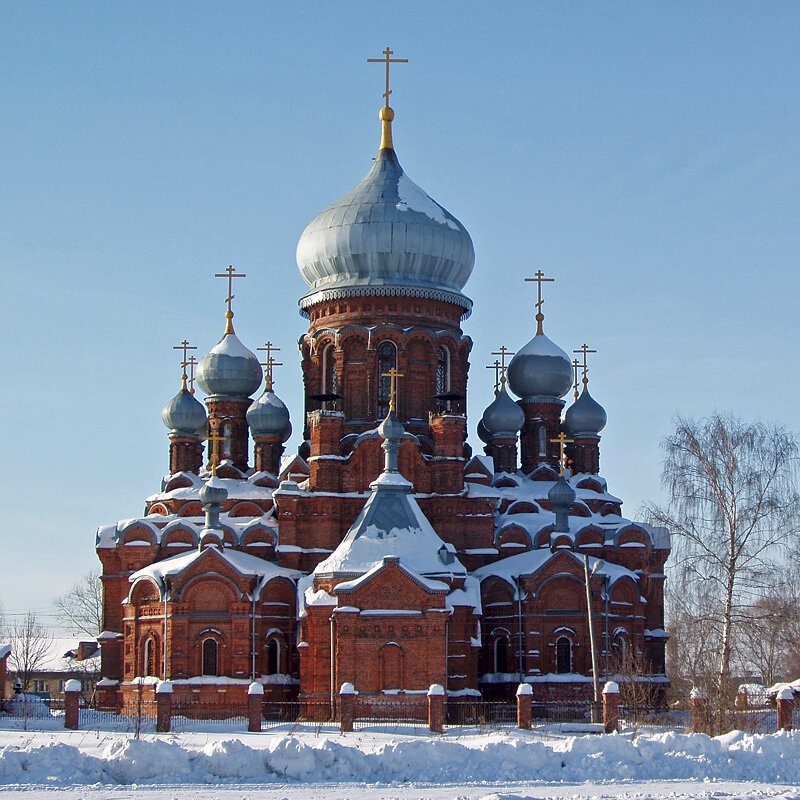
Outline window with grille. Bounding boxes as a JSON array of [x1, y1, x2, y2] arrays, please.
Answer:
[[376, 341, 397, 419]]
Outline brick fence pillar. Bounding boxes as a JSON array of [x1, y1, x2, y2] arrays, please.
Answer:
[[690, 687, 709, 734], [777, 687, 794, 732], [155, 680, 172, 733], [427, 684, 445, 734], [602, 681, 620, 733], [63, 680, 81, 730], [516, 683, 532, 730], [248, 681, 264, 732], [339, 682, 357, 733]]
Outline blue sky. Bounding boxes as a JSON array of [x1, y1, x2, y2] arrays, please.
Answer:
[[2, 2, 798, 628]]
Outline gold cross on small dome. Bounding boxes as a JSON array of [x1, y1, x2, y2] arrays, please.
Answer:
[[214, 265, 246, 334], [381, 366, 405, 412], [524, 270, 555, 334], [367, 46, 408, 107], [573, 343, 597, 389], [550, 431, 574, 476], [491, 346, 515, 391], [206, 430, 227, 477], [173, 339, 197, 390], [257, 342, 282, 391]]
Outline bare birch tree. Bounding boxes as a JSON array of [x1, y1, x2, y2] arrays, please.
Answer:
[[646, 415, 799, 704], [52, 571, 103, 637], [9, 612, 52, 691]]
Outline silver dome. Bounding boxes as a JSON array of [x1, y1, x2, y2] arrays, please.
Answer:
[[247, 389, 292, 442], [196, 332, 262, 399], [507, 332, 573, 400], [481, 388, 525, 437], [477, 419, 491, 444], [296, 147, 474, 312], [161, 386, 207, 437], [564, 387, 607, 436]]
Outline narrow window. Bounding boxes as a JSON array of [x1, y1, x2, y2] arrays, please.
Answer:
[[538, 426, 547, 458], [322, 343, 338, 395], [436, 346, 450, 395], [556, 637, 572, 674], [222, 424, 232, 459], [376, 341, 397, 419], [494, 637, 509, 673], [202, 639, 218, 676], [143, 637, 157, 677], [267, 638, 281, 675]]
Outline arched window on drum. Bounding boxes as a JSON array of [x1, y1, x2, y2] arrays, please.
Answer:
[[555, 636, 572, 674], [376, 341, 397, 419], [202, 638, 219, 676], [321, 343, 337, 395], [436, 346, 451, 396]]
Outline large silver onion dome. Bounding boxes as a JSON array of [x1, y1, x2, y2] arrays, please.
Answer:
[[296, 110, 474, 314], [481, 388, 525, 437], [564, 387, 607, 436], [197, 331, 262, 399], [161, 385, 207, 436], [247, 389, 292, 442], [507, 332, 573, 400]]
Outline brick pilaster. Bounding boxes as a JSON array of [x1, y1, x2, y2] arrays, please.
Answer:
[[169, 436, 203, 474], [602, 681, 620, 733]]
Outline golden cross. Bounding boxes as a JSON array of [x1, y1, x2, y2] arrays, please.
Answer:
[[214, 265, 246, 333], [187, 356, 198, 395], [486, 359, 502, 394], [491, 346, 515, 391], [257, 342, 282, 391], [572, 359, 581, 402], [367, 46, 408, 107], [173, 340, 197, 390], [524, 270, 555, 334], [381, 366, 405, 412], [206, 430, 226, 477], [573, 343, 597, 389], [550, 431, 575, 476]]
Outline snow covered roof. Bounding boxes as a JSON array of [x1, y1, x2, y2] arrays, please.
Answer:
[[6, 638, 101, 674], [334, 557, 450, 594], [313, 470, 466, 580], [129, 545, 301, 601], [0, 644, 11, 661]]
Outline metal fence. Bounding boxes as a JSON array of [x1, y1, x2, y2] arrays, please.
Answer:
[[447, 700, 517, 730], [352, 698, 429, 732]]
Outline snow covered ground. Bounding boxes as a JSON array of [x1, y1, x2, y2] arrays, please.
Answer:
[[0, 723, 797, 800]]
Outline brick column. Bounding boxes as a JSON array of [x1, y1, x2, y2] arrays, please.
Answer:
[[155, 680, 172, 733], [690, 687, 709, 734], [63, 680, 81, 730], [777, 687, 794, 731], [339, 682, 357, 733], [427, 684, 445, 734], [602, 681, 620, 733], [516, 683, 532, 730], [248, 681, 264, 732]]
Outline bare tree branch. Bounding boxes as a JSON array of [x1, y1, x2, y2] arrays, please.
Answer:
[[52, 571, 103, 638]]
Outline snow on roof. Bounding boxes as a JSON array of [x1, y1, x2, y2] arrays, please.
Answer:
[[129, 545, 301, 601], [313, 470, 465, 580], [334, 557, 450, 594], [8, 638, 101, 674], [0, 644, 11, 660], [147, 471, 274, 503]]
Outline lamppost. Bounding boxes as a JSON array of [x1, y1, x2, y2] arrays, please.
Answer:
[[583, 555, 606, 723]]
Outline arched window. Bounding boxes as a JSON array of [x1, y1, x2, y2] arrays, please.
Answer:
[[376, 341, 397, 419], [142, 636, 158, 677], [202, 638, 218, 676], [612, 633, 629, 670], [380, 643, 403, 690], [494, 637, 509, 673], [436, 346, 450, 395], [556, 637, 572, 674], [321, 343, 337, 395], [267, 638, 281, 675], [538, 426, 547, 458], [222, 424, 232, 459]]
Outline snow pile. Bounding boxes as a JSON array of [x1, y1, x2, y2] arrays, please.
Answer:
[[0, 729, 798, 787]]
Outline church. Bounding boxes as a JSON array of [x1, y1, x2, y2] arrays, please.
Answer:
[[94, 54, 670, 713]]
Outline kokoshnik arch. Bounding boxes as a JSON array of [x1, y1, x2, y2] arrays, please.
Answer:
[[94, 50, 671, 712]]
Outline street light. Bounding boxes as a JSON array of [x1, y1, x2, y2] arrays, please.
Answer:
[[584, 555, 605, 723]]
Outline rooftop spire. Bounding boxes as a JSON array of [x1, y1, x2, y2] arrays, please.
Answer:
[[257, 342, 282, 392], [573, 343, 597, 391], [367, 46, 408, 150], [214, 265, 246, 335], [572, 358, 581, 402], [173, 339, 197, 392], [491, 346, 515, 393]]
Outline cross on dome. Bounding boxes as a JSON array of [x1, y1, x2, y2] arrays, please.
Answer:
[[173, 339, 197, 390], [491, 346, 515, 392], [573, 343, 597, 389], [550, 431, 574, 476], [524, 270, 555, 335], [206, 429, 226, 477], [367, 46, 408, 108], [486, 359, 501, 394], [367, 46, 408, 150], [381, 366, 404, 412], [214, 265, 246, 334], [572, 358, 581, 401], [187, 355, 198, 394]]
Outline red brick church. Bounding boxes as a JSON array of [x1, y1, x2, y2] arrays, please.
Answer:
[[94, 64, 670, 712]]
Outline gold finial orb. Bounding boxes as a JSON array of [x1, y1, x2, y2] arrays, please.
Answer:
[[380, 106, 395, 122], [379, 105, 395, 150]]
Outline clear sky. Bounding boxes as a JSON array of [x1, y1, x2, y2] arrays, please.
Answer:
[[2, 2, 798, 630]]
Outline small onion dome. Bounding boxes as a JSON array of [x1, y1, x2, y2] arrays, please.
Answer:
[[247, 389, 292, 443], [199, 475, 228, 507], [378, 409, 405, 443], [196, 332, 262, 398], [161, 386, 208, 437], [507, 332, 573, 400], [481, 388, 525, 437], [477, 419, 491, 444], [564, 387, 607, 437], [548, 474, 576, 509], [296, 144, 474, 314]]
